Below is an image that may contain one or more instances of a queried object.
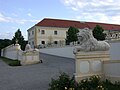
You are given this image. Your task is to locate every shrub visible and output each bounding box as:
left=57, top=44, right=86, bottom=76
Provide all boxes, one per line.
left=77, top=75, right=104, bottom=90
left=102, top=79, right=120, bottom=90
left=48, top=72, right=76, bottom=90
left=8, top=60, right=21, bottom=66
left=49, top=73, right=120, bottom=90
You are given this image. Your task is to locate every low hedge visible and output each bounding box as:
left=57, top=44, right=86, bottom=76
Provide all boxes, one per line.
left=0, top=57, right=21, bottom=66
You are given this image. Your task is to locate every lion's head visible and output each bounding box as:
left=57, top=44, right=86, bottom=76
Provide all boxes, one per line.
left=77, top=28, right=93, bottom=44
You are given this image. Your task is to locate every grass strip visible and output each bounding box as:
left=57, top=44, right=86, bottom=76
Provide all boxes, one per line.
left=0, top=56, right=21, bottom=66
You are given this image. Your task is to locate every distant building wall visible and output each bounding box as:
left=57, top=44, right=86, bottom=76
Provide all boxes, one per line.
left=28, top=26, right=36, bottom=48
left=106, top=30, right=120, bottom=41
left=28, top=26, right=68, bottom=48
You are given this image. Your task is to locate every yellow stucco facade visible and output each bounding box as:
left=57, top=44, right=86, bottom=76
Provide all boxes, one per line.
left=28, top=26, right=68, bottom=48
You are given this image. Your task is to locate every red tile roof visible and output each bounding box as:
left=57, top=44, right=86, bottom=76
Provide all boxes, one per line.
left=86, top=22, right=120, bottom=30
left=35, top=18, right=120, bottom=30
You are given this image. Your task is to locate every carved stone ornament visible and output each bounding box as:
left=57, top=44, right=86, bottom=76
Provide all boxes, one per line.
left=73, top=28, right=110, bottom=54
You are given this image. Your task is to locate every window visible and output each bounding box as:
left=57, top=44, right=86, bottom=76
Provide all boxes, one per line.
left=41, top=41, right=45, bottom=44
left=32, top=31, right=34, bottom=35
left=32, top=41, right=34, bottom=45
left=28, top=32, right=30, bottom=36
left=41, top=30, right=45, bottom=34
left=54, top=31, right=57, bottom=35
left=54, top=41, right=58, bottom=44
left=29, top=42, right=31, bottom=45
left=77, top=42, right=80, bottom=44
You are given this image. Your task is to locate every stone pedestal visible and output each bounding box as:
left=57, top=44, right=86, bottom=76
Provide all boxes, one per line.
left=21, top=49, right=40, bottom=65
left=75, top=51, right=110, bottom=82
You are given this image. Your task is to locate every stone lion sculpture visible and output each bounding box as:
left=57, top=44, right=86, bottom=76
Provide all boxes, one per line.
left=25, top=44, right=32, bottom=51
left=73, top=28, right=110, bottom=54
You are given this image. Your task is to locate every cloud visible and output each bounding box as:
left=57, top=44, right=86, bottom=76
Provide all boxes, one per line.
left=28, top=13, right=32, bottom=17
left=61, top=0, right=120, bottom=24
left=0, top=13, right=12, bottom=22
left=12, top=13, right=18, bottom=17
left=27, top=13, right=34, bottom=18
left=0, top=32, right=14, bottom=39
left=0, top=13, right=39, bottom=24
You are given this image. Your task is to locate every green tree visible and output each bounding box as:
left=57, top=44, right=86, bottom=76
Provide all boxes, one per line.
left=92, top=25, right=106, bottom=41
left=66, top=26, right=79, bottom=45
left=12, top=29, right=27, bottom=50
left=0, top=39, right=12, bottom=56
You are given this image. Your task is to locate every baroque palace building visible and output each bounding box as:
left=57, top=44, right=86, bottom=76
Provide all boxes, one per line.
left=27, top=18, right=120, bottom=48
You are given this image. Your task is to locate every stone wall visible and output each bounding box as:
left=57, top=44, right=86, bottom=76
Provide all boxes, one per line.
left=103, top=60, right=120, bottom=82
left=1, top=44, right=22, bottom=60
left=109, top=40, right=120, bottom=60
left=1, top=44, right=40, bottom=65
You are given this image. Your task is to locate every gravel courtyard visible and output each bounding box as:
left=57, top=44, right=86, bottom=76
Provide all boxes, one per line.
left=0, top=53, right=75, bottom=90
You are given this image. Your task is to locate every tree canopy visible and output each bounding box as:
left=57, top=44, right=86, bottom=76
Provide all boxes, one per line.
left=12, top=29, right=27, bottom=50
left=66, top=26, right=79, bottom=45
left=0, top=39, right=12, bottom=56
left=0, top=39, right=11, bottom=49
left=92, top=25, right=106, bottom=41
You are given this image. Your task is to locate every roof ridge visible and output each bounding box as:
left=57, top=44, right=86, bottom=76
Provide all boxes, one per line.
left=86, top=21, right=120, bottom=26
left=34, top=18, right=120, bottom=30
left=43, top=18, right=81, bottom=22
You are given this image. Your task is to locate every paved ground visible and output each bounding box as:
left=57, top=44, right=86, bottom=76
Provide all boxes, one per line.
left=0, top=53, right=75, bottom=90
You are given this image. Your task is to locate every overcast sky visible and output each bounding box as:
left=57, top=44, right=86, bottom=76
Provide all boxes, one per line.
left=0, top=0, right=120, bottom=40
